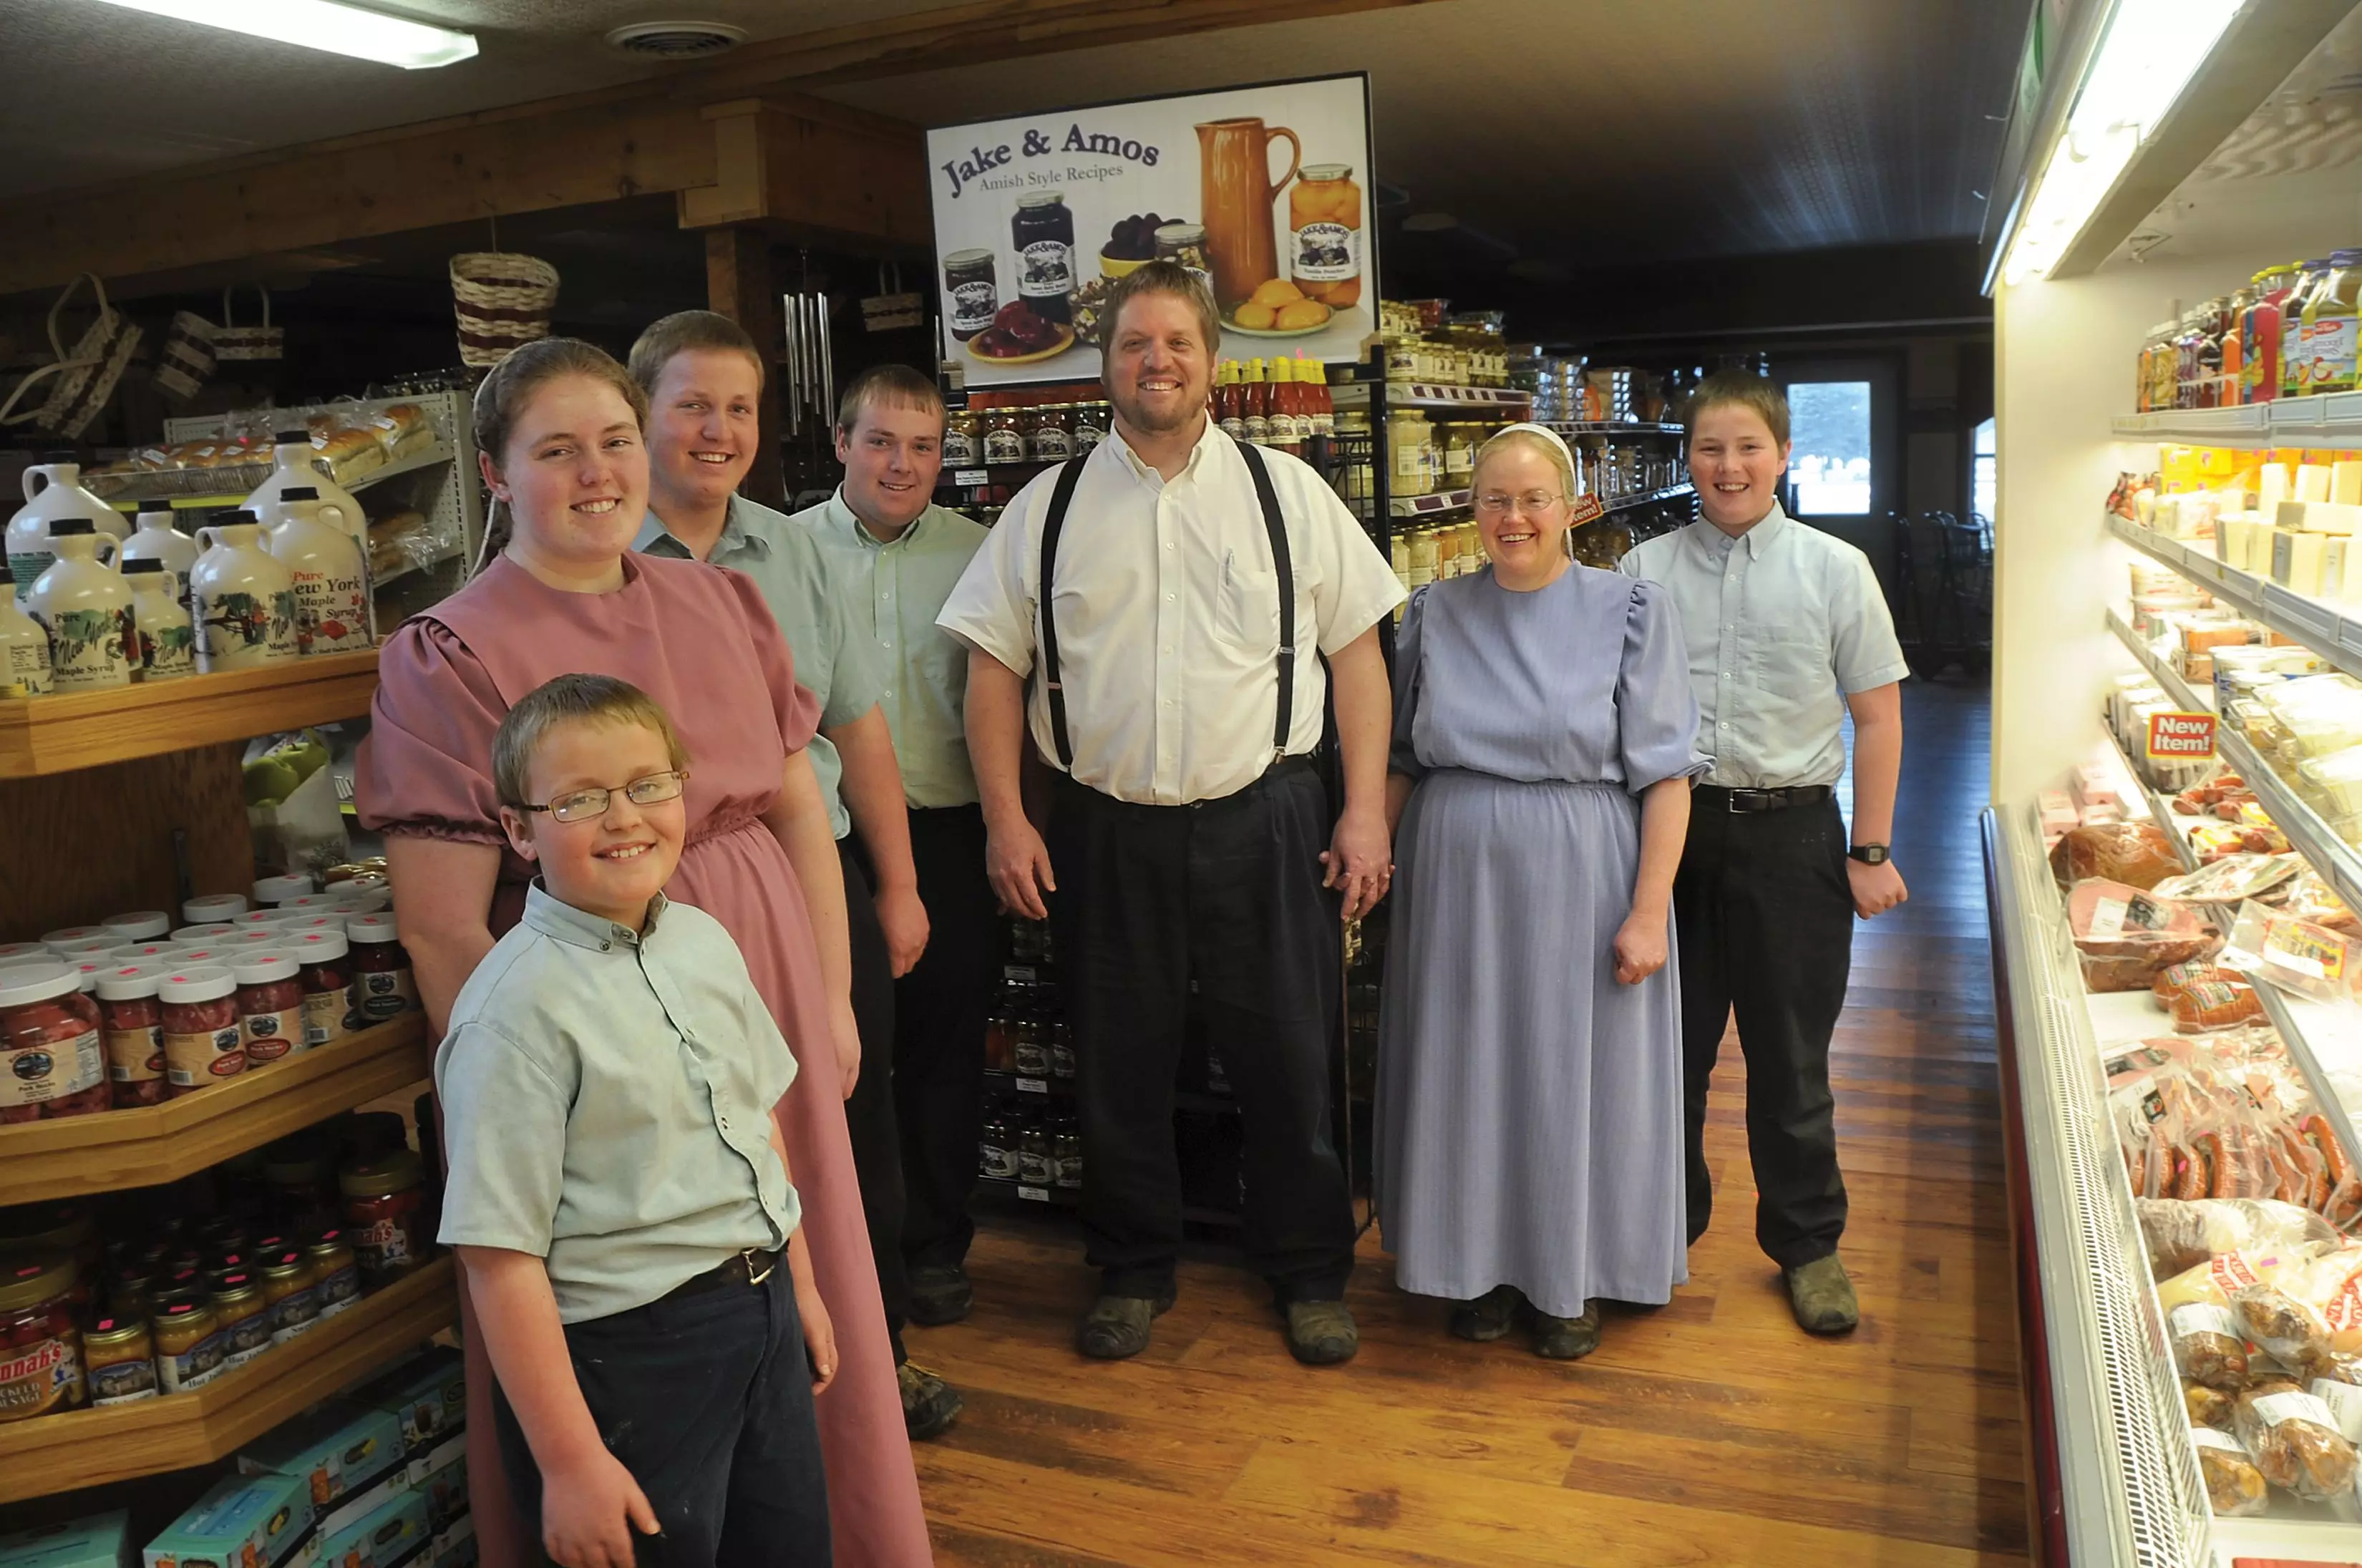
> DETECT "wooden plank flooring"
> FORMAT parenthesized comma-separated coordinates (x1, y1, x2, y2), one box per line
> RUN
(911, 678, 2025, 1566)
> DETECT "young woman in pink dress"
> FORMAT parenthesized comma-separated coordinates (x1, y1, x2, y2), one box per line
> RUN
(356, 339, 932, 1568)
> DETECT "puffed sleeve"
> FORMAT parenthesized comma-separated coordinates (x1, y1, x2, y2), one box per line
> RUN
(1617, 581, 1712, 794)
(354, 618, 508, 843)
(1388, 588, 1429, 781)
(723, 567, 822, 756)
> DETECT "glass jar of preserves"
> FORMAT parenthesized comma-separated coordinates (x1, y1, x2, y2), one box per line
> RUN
(1072, 402, 1112, 455)
(979, 1104, 1017, 1181)
(0, 961, 107, 1123)
(208, 1275, 269, 1368)
(981, 406, 1026, 464)
(341, 1148, 430, 1286)
(0, 1252, 82, 1421)
(943, 248, 998, 342)
(942, 411, 982, 467)
(102, 910, 173, 942)
(303, 1231, 361, 1319)
(232, 951, 302, 1066)
(346, 914, 414, 1026)
(152, 1298, 222, 1393)
(1049, 1019, 1076, 1080)
(1053, 1120, 1083, 1189)
(159, 966, 241, 1094)
(1388, 410, 1434, 497)
(1017, 1116, 1054, 1185)
(1011, 193, 1076, 326)
(1011, 1011, 1050, 1078)
(276, 932, 352, 1048)
(1289, 165, 1363, 307)
(1029, 404, 1074, 462)
(83, 1314, 156, 1406)
(181, 893, 247, 925)
(1153, 222, 1212, 299)
(259, 1250, 317, 1343)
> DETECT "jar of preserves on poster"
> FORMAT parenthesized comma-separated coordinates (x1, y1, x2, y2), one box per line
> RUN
(942, 411, 982, 467)
(1153, 223, 1214, 300)
(943, 249, 998, 341)
(1290, 165, 1362, 307)
(1011, 194, 1076, 325)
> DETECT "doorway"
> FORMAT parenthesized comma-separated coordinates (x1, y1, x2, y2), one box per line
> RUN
(1774, 355, 1902, 590)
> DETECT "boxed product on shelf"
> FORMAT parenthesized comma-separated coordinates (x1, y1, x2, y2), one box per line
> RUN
(236, 1400, 407, 1511)
(428, 1513, 472, 1568)
(346, 1345, 464, 1462)
(0, 1514, 131, 1568)
(144, 1469, 314, 1568)
(412, 1430, 467, 1532)
(311, 1484, 428, 1568)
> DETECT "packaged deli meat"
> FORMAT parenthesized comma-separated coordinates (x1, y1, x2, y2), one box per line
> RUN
(2283, 867, 2362, 934)
(2220, 900, 2361, 1003)
(2137, 1197, 2338, 1280)
(2170, 1299, 2252, 1391)
(2151, 854, 2303, 906)
(2190, 1425, 2270, 1514)
(2170, 978, 2265, 1031)
(2067, 880, 2220, 991)
(2251, 1245, 2362, 1358)
(2233, 1378, 2358, 1499)
(2186, 1380, 2237, 1430)
(2051, 822, 2184, 890)
(2230, 1280, 2333, 1374)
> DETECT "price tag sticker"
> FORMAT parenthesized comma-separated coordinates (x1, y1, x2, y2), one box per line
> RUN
(1016, 1076, 1048, 1094)
(2148, 711, 2216, 760)
(954, 469, 989, 487)
(1018, 1186, 1049, 1203)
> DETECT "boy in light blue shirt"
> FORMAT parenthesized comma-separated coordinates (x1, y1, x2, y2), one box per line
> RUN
(435, 673, 833, 1568)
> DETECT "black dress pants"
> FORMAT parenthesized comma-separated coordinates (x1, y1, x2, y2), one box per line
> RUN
(1046, 760, 1355, 1305)
(894, 804, 999, 1273)
(837, 837, 909, 1364)
(1671, 794, 1853, 1268)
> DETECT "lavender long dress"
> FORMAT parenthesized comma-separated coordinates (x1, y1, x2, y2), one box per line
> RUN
(1376, 565, 1709, 1316)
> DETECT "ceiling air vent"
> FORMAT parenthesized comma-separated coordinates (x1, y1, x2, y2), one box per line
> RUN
(605, 21, 747, 59)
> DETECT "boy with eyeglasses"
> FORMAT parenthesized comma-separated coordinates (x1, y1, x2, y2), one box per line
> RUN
(436, 672, 835, 1568)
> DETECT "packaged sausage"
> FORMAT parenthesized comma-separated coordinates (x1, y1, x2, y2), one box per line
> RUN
(2169, 1299, 2252, 1391)
(2233, 1378, 2359, 1499)
(2220, 899, 2362, 1003)
(2191, 1425, 2271, 1514)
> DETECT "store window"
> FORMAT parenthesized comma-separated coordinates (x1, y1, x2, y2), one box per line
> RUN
(1787, 381, 1873, 515)
(1973, 417, 1996, 523)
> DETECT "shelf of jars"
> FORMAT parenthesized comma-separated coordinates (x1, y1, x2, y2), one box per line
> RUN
(0, 1255, 457, 1502)
(1542, 421, 1687, 438)
(1331, 382, 1530, 412)
(982, 1066, 1235, 1116)
(0, 1012, 430, 1205)
(0, 648, 380, 779)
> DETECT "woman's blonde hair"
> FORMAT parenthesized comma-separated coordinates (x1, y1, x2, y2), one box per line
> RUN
(471, 338, 650, 573)
(1472, 424, 1580, 505)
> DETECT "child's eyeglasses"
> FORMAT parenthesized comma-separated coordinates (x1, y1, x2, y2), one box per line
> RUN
(516, 771, 689, 824)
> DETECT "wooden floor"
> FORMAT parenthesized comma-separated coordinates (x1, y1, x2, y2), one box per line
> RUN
(909, 677, 2026, 1567)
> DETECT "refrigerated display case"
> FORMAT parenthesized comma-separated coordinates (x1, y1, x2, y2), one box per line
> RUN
(1986, 2, 2362, 1564)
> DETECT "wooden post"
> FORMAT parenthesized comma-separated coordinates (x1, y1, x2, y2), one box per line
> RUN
(705, 227, 789, 510)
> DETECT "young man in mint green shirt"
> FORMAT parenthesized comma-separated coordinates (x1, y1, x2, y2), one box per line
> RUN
(794, 364, 997, 1335)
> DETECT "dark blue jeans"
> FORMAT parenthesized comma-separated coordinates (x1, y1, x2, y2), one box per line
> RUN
(492, 1264, 831, 1568)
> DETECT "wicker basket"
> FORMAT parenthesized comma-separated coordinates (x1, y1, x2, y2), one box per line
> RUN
(155, 309, 220, 401)
(449, 252, 560, 368)
(216, 284, 283, 361)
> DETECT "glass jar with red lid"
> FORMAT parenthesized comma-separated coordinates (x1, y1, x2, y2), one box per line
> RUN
(96, 962, 168, 1107)
(0, 960, 108, 1122)
(341, 1147, 430, 1285)
(231, 951, 303, 1065)
(0, 1252, 84, 1421)
(158, 966, 242, 1094)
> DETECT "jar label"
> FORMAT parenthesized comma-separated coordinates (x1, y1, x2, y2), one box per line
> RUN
(1018, 1149, 1054, 1184)
(1396, 446, 1427, 482)
(106, 1024, 164, 1083)
(2307, 317, 2359, 393)
(39, 605, 135, 691)
(89, 1355, 159, 1406)
(301, 990, 346, 1048)
(1243, 414, 1270, 444)
(1074, 425, 1106, 454)
(359, 968, 417, 1022)
(314, 1264, 361, 1315)
(158, 1335, 224, 1393)
(270, 1286, 320, 1343)
(1218, 414, 1247, 442)
(1031, 428, 1072, 460)
(2, 1026, 103, 1106)
(0, 1333, 79, 1418)
(354, 1215, 416, 1272)
(941, 431, 978, 465)
(1270, 411, 1303, 444)
(219, 1313, 271, 1365)
(289, 569, 370, 655)
(244, 1011, 296, 1062)
(1017, 240, 1074, 300)
(983, 427, 1026, 464)
(3, 638, 51, 696)
(949, 281, 998, 335)
(165, 1025, 245, 1086)
(1293, 223, 1360, 285)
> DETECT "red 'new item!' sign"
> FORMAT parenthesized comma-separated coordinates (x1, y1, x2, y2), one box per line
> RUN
(2147, 711, 2216, 760)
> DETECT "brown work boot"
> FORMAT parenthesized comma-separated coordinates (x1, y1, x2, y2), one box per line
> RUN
(899, 1362, 963, 1440)
(1284, 1300, 1359, 1365)
(1449, 1285, 1522, 1343)
(1075, 1289, 1175, 1360)
(1784, 1253, 1861, 1335)
(1531, 1300, 1602, 1360)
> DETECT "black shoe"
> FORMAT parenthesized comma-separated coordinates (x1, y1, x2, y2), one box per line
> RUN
(908, 1264, 973, 1327)
(1449, 1285, 1522, 1343)
(1284, 1300, 1359, 1365)
(899, 1362, 963, 1440)
(1076, 1290, 1175, 1360)
(1532, 1301, 1601, 1360)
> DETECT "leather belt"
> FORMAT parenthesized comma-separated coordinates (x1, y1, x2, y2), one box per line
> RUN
(1696, 784, 1834, 814)
(664, 1247, 780, 1301)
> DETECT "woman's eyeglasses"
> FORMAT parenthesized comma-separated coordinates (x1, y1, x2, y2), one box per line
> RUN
(1473, 491, 1567, 518)
(515, 770, 689, 824)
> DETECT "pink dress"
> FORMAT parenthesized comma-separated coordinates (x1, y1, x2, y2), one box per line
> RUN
(356, 552, 933, 1568)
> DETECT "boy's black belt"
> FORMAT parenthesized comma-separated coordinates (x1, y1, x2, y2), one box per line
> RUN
(666, 1246, 782, 1300)
(1696, 784, 1834, 813)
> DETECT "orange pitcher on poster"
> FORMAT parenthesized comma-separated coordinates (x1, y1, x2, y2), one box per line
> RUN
(1196, 117, 1300, 308)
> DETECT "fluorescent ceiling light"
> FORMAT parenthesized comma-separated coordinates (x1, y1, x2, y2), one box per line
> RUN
(89, 0, 479, 69)
(2001, 0, 2240, 287)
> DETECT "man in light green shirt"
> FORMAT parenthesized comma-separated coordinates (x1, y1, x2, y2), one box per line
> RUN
(794, 364, 998, 1334)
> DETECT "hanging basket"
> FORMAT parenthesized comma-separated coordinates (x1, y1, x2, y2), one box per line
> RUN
(215, 284, 283, 361)
(449, 252, 560, 369)
(154, 309, 221, 401)
(0, 272, 143, 438)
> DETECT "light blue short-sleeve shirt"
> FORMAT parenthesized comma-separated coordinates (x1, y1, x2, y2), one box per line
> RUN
(1618, 503, 1910, 789)
(434, 885, 801, 1324)
(636, 495, 887, 839)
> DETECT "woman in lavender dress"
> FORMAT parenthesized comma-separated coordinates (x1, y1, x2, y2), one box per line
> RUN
(1377, 424, 1708, 1358)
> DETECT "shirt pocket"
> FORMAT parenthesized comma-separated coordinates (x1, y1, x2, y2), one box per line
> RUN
(1216, 552, 1281, 651)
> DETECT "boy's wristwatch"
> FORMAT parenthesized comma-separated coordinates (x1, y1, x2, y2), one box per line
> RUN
(1847, 843, 1891, 866)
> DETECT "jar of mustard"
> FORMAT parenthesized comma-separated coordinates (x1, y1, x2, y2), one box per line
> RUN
(84, 1314, 157, 1406)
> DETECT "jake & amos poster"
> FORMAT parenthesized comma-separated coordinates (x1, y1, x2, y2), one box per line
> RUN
(927, 74, 1376, 388)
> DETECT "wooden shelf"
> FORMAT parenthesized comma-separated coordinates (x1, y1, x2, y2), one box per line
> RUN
(0, 1013, 429, 1202)
(0, 1256, 457, 1502)
(0, 648, 379, 777)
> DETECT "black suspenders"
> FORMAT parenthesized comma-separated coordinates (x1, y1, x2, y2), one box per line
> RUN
(1036, 441, 1295, 772)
